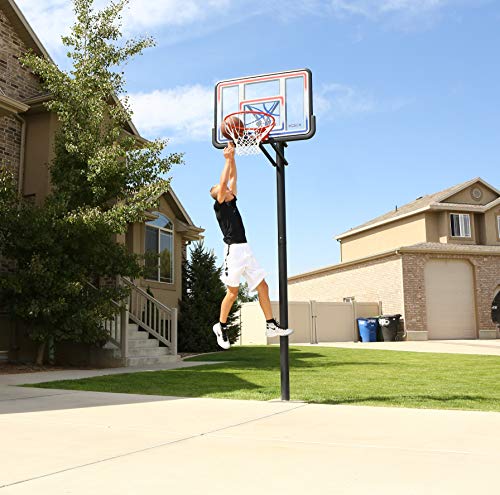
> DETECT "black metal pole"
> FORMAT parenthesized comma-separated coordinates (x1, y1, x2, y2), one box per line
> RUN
(276, 142, 290, 401)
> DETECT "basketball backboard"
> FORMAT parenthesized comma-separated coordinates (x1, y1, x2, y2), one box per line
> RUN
(212, 68, 315, 149)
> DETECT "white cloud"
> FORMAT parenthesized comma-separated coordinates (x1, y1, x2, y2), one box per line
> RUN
(128, 85, 214, 142)
(316, 84, 376, 118)
(327, 0, 460, 30)
(316, 83, 412, 119)
(16, 0, 73, 54)
(329, 0, 448, 18)
(16, 0, 243, 54)
(124, 0, 234, 30)
(16, 0, 478, 57)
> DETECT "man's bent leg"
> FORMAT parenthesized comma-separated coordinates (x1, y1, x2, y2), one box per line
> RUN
(256, 280, 273, 320)
(256, 279, 294, 338)
(220, 286, 239, 323)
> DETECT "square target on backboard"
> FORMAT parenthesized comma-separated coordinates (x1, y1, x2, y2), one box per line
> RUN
(212, 68, 316, 149)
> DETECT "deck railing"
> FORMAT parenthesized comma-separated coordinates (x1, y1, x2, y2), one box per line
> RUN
(87, 281, 129, 361)
(88, 278, 177, 360)
(122, 278, 177, 355)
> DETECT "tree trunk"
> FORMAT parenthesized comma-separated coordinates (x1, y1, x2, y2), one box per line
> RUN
(35, 340, 46, 367)
(48, 336, 55, 365)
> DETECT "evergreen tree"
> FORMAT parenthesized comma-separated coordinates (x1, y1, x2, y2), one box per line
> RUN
(178, 242, 239, 353)
(236, 282, 259, 336)
(238, 282, 258, 304)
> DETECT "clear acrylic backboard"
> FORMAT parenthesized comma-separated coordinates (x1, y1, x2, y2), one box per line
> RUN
(213, 68, 315, 149)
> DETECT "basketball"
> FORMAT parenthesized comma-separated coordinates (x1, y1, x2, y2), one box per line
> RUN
(221, 115, 245, 141)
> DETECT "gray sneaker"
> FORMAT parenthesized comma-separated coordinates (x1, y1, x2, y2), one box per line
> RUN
(266, 319, 294, 338)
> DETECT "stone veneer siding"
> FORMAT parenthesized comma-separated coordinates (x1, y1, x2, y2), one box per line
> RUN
(288, 255, 404, 315)
(402, 252, 500, 335)
(0, 114, 22, 171)
(0, 8, 42, 101)
(0, 6, 43, 172)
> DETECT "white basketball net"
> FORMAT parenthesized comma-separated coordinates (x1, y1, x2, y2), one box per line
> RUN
(223, 112, 275, 156)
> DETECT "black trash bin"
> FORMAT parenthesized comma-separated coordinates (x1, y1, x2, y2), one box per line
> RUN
(378, 314, 402, 342)
(492, 292, 500, 325)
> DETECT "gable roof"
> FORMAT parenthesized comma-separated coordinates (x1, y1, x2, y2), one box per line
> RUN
(164, 189, 197, 228)
(150, 189, 204, 241)
(336, 177, 499, 240)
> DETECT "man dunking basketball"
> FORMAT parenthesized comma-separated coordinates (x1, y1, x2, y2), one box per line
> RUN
(210, 143, 293, 349)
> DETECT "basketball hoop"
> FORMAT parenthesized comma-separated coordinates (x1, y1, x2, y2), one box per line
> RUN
(222, 111, 275, 156)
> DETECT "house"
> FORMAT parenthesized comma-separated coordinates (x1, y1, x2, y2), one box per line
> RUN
(0, 0, 203, 365)
(289, 178, 500, 341)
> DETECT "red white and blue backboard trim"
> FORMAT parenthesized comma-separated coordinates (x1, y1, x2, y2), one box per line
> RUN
(213, 69, 315, 148)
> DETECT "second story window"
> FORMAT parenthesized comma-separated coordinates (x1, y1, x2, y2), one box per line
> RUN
(497, 215, 500, 238)
(144, 213, 174, 284)
(450, 213, 471, 238)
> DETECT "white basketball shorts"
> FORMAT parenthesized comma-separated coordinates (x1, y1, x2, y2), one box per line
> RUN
(221, 243, 267, 292)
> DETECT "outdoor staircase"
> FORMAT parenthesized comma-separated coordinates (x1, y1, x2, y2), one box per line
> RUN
(99, 277, 179, 367)
(127, 322, 180, 367)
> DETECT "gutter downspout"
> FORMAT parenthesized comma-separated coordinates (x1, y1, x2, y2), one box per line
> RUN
(14, 114, 26, 196)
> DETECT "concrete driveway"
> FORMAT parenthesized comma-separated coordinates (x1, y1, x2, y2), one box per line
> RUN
(1, 378, 499, 494)
(296, 339, 500, 356)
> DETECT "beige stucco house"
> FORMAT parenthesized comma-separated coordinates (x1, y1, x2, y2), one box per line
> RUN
(0, 0, 203, 365)
(289, 178, 500, 341)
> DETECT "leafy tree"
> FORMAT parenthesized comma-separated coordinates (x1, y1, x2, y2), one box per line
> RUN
(178, 242, 239, 353)
(0, 0, 180, 364)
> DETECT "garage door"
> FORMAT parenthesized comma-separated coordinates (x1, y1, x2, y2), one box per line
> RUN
(424, 259, 476, 339)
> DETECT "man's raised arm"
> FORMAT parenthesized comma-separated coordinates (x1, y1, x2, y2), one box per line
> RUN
(228, 144, 237, 197)
(217, 144, 235, 203)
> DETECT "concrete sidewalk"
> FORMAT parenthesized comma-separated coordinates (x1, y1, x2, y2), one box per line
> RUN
(1, 384, 499, 494)
(0, 359, 219, 386)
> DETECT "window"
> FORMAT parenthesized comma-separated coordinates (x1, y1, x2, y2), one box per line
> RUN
(497, 215, 500, 238)
(450, 213, 471, 238)
(144, 212, 174, 283)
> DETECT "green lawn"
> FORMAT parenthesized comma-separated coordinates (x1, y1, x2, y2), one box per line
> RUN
(28, 346, 500, 411)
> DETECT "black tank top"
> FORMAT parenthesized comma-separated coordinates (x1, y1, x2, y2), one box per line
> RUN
(214, 196, 247, 245)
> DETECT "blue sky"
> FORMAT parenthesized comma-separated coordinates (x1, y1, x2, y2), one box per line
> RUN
(18, 0, 500, 297)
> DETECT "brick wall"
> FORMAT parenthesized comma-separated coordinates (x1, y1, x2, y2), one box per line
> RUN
(0, 6, 43, 172)
(401, 254, 427, 332)
(469, 256, 500, 332)
(0, 8, 43, 101)
(289, 255, 404, 315)
(402, 252, 500, 334)
(0, 114, 22, 170)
